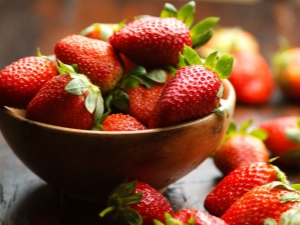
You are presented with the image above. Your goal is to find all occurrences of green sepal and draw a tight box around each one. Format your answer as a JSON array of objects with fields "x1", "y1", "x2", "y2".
[
  {"x1": 99, "y1": 179, "x2": 144, "y2": 225},
  {"x1": 280, "y1": 192, "x2": 300, "y2": 203},
  {"x1": 160, "y1": 3, "x2": 177, "y2": 18},
  {"x1": 146, "y1": 69, "x2": 167, "y2": 83},
  {"x1": 190, "y1": 17, "x2": 219, "y2": 47},
  {"x1": 285, "y1": 127, "x2": 300, "y2": 144},
  {"x1": 204, "y1": 51, "x2": 218, "y2": 71},
  {"x1": 177, "y1": 1, "x2": 195, "y2": 28},
  {"x1": 177, "y1": 45, "x2": 203, "y2": 68},
  {"x1": 214, "y1": 54, "x2": 234, "y2": 79},
  {"x1": 164, "y1": 66, "x2": 177, "y2": 77},
  {"x1": 249, "y1": 129, "x2": 268, "y2": 141},
  {"x1": 112, "y1": 89, "x2": 130, "y2": 111},
  {"x1": 120, "y1": 66, "x2": 148, "y2": 89}
]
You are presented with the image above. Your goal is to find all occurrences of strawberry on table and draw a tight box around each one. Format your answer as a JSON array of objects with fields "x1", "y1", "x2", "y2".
[
  {"x1": 26, "y1": 61, "x2": 104, "y2": 130},
  {"x1": 109, "y1": 1, "x2": 219, "y2": 69},
  {"x1": 0, "y1": 51, "x2": 58, "y2": 109},
  {"x1": 99, "y1": 179, "x2": 174, "y2": 225},
  {"x1": 148, "y1": 46, "x2": 234, "y2": 129},
  {"x1": 272, "y1": 46, "x2": 300, "y2": 101},
  {"x1": 54, "y1": 34, "x2": 124, "y2": 94},
  {"x1": 221, "y1": 182, "x2": 300, "y2": 225},
  {"x1": 204, "y1": 161, "x2": 288, "y2": 217},
  {"x1": 154, "y1": 210, "x2": 228, "y2": 225},
  {"x1": 100, "y1": 113, "x2": 147, "y2": 131},
  {"x1": 213, "y1": 119, "x2": 269, "y2": 175},
  {"x1": 259, "y1": 116, "x2": 300, "y2": 167}
]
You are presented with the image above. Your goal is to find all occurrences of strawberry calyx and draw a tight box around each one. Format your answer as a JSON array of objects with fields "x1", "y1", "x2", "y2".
[
  {"x1": 160, "y1": 1, "x2": 219, "y2": 48},
  {"x1": 99, "y1": 180, "x2": 143, "y2": 225},
  {"x1": 154, "y1": 212, "x2": 195, "y2": 225},
  {"x1": 103, "y1": 66, "x2": 169, "y2": 113},
  {"x1": 224, "y1": 119, "x2": 268, "y2": 141},
  {"x1": 80, "y1": 21, "x2": 125, "y2": 41},
  {"x1": 56, "y1": 60, "x2": 104, "y2": 126},
  {"x1": 264, "y1": 207, "x2": 300, "y2": 225}
]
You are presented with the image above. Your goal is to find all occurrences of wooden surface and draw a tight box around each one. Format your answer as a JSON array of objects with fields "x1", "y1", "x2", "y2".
[{"x1": 1, "y1": 0, "x2": 300, "y2": 224}]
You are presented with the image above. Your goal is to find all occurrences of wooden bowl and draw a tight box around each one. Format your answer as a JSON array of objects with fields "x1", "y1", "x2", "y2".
[{"x1": 0, "y1": 79, "x2": 235, "y2": 203}]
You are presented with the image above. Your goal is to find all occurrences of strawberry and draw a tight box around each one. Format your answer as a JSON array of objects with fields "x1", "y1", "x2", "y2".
[
  {"x1": 198, "y1": 26, "x2": 260, "y2": 56},
  {"x1": 272, "y1": 47, "x2": 300, "y2": 101},
  {"x1": 109, "y1": 2, "x2": 219, "y2": 69},
  {"x1": 148, "y1": 46, "x2": 234, "y2": 129},
  {"x1": 204, "y1": 161, "x2": 288, "y2": 217},
  {"x1": 228, "y1": 51, "x2": 275, "y2": 105},
  {"x1": 100, "y1": 113, "x2": 147, "y2": 131},
  {"x1": 221, "y1": 182, "x2": 300, "y2": 225},
  {"x1": 154, "y1": 210, "x2": 228, "y2": 225},
  {"x1": 0, "y1": 52, "x2": 58, "y2": 109},
  {"x1": 122, "y1": 69, "x2": 171, "y2": 126},
  {"x1": 54, "y1": 34, "x2": 124, "y2": 94},
  {"x1": 26, "y1": 62, "x2": 104, "y2": 130},
  {"x1": 259, "y1": 116, "x2": 300, "y2": 167},
  {"x1": 213, "y1": 120, "x2": 269, "y2": 175},
  {"x1": 80, "y1": 21, "x2": 125, "y2": 41},
  {"x1": 99, "y1": 179, "x2": 174, "y2": 225}
]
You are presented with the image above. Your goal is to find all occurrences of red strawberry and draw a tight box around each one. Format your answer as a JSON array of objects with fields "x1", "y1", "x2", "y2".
[
  {"x1": 259, "y1": 116, "x2": 300, "y2": 167},
  {"x1": 0, "y1": 54, "x2": 58, "y2": 109},
  {"x1": 123, "y1": 70, "x2": 171, "y2": 126},
  {"x1": 221, "y1": 182, "x2": 300, "y2": 225},
  {"x1": 100, "y1": 113, "x2": 147, "y2": 131},
  {"x1": 154, "y1": 210, "x2": 228, "y2": 225},
  {"x1": 109, "y1": 16, "x2": 191, "y2": 69},
  {"x1": 109, "y1": 2, "x2": 219, "y2": 69},
  {"x1": 148, "y1": 47, "x2": 234, "y2": 129},
  {"x1": 213, "y1": 120, "x2": 269, "y2": 175},
  {"x1": 272, "y1": 47, "x2": 300, "y2": 101},
  {"x1": 229, "y1": 51, "x2": 275, "y2": 105},
  {"x1": 54, "y1": 34, "x2": 124, "y2": 94},
  {"x1": 26, "y1": 62, "x2": 103, "y2": 130},
  {"x1": 80, "y1": 22, "x2": 124, "y2": 41},
  {"x1": 204, "y1": 161, "x2": 288, "y2": 217},
  {"x1": 99, "y1": 180, "x2": 174, "y2": 225}
]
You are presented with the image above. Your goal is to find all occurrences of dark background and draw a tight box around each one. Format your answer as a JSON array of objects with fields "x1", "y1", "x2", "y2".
[{"x1": 1, "y1": 0, "x2": 300, "y2": 224}]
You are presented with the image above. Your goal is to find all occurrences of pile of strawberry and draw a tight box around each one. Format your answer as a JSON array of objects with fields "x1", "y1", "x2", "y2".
[
  {"x1": 98, "y1": 160, "x2": 300, "y2": 225},
  {"x1": 0, "y1": 1, "x2": 234, "y2": 131}
]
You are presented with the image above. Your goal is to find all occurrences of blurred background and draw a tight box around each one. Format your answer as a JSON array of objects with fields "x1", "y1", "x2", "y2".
[{"x1": 0, "y1": 0, "x2": 300, "y2": 70}]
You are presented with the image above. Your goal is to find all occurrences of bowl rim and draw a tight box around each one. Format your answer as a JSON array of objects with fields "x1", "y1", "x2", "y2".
[{"x1": 1, "y1": 79, "x2": 235, "y2": 135}]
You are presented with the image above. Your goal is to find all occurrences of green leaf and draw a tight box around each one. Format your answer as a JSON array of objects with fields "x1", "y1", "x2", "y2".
[
  {"x1": 204, "y1": 51, "x2": 218, "y2": 71},
  {"x1": 164, "y1": 66, "x2": 177, "y2": 77},
  {"x1": 93, "y1": 93, "x2": 104, "y2": 124},
  {"x1": 225, "y1": 120, "x2": 237, "y2": 137},
  {"x1": 121, "y1": 76, "x2": 141, "y2": 89},
  {"x1": 280, "y1": 192, "x2": 300, "y2": 203},
  {"x1": 285, "y1": 128, "x2": 300, "y2": 143},
  {"x1": 190, "y1": 17, "x2": 219, "y2": 46},
  {"x1": 177, "y1": 52, "x2": 189, "y2": 68},
  {"x1": 146, "y1": 69, "x2": 167, "y2": 83},
  {"x1": 65, "y1": 78, "x2": 88, "y2": 95},
  {"x1": 112, "y1": 89, "x2": 130, "y2": 111},
  {"x1": 120, "y1": 193, "x2": 143, "y2": 206},
  {"x1": 182, "y1": 45, "x2": 203, "y2": 66},
  {"x1": 126, "y1": 65, "x2": 148, "y2": 77},
  {"x1": 271, "y1": 164, "x2": 289, "y2": 185},
  {"x1": 85, "y1": 91, "x2": 97, "y2": 113},
  {"x1": 192, "y1": 29, "x2": 214, "y2": 48},
  {"x1": 177, "y1": 1, "x2": 195, "y2": 28},
  {"x1": 264, "y1": 218, "x2": 277, "y2": 225},
  {"x1": 57, "y1": 60, "x2": 77, "y2": 74},
  {"x1": 160, "y1": 3, "x2": 177, "y2": 18},
  {"x1": 249, "y1": 129, "x2": 268, "y2": 141},
  {"x1": 138, "y1": 76, "x2": 153, "y2": 88},
  {"x1": 190, "y1": 17, "x2": 219, "y2": 37},
  {"x1": 214, "y1": 54, "x2": 234, "y2": 79},
  {"x1": 117, "y1": 180, "x2": 137, "y2": 197},
  {"x1": 240, "y1": 119, "x2": 252, "y2": 135},
  {"x1": 279, "y1": 208, "x2": 300, "y2": 225},
  {"x1": 291, "y1": 184, "x2": 300, "y2": 192},
  {"x1": 123, "y1": 209, "x2": 143, "y2": 225}
]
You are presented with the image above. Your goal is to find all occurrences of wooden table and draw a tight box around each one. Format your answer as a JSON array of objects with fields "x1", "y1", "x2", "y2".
[{"x1": 1, "y1": 0, "x2": 300, "y2": 224}]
